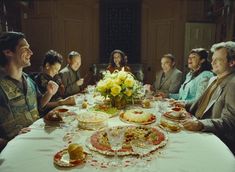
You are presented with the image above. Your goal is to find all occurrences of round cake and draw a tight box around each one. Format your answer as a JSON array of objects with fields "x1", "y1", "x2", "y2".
[
  {"x1": 122, "y1": 109, "x2": 154, "y2": 123},
  {"x1": 76, "y1": 111, "x2": 108, "y2": 130}
]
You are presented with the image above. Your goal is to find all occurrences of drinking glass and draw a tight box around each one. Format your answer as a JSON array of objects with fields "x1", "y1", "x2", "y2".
[
  {"x1": 106, "y1": 127, "x2": 126, "y2": 167},
  {"x1": 130, "y1": 139, "x2": 154, "y2": 172},
  {"x1": 85, "y1": 94, "x2": 95, "y2": 105},
  {"x1": 87, "y1": 85, "x2": 95, "y2": 94},
  {"x1": 62, "y1": 125, "x2": 81, "y2": 145}
]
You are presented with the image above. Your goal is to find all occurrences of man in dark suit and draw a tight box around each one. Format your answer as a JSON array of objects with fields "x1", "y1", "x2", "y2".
[
  {"x1": 183, "y1": 41, "x2": 235, "y2": 154},
  {"x1": 153, "y1": 54, "x2": 183, "y2": 97}
]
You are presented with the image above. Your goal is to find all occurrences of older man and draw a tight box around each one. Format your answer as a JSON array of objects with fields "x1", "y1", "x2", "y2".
[
  {"x1": 59, "y1": 51, "x2": 84, "y2": 97},
  {"x1": 183, "y1": 41, "x2": 235, "y2": 154},
  {"x1": 0, "y1": 32, "x2": 58, "y2": 144},
  {"x1": 153, "y1": 54, "x2": 183, "y2": 96}
]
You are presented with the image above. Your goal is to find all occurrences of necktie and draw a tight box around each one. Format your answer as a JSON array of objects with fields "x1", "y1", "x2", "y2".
[{"x1": 195, "y1": 79, "x2": 218, "y2": 118}]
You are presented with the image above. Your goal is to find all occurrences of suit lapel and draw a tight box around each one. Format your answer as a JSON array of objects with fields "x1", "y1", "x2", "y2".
[
  {"x1": 159, "y1": 69, "x2": 174, "y2": 88},
  {"x1": 156, "y1": 71, "x2": 163, "y2": 89},
  {"x1": 203, "y1": 86, "x2": 223, "y2": 113},
  {"x1": 203, "y1": 74, "x2": 233, "y2": 115}
]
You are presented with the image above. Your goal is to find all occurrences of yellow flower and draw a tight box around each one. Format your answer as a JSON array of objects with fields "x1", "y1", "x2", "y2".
[
  {"x1": 114, "y1": 78, "x2": 122, "y2": 85},
  {"x1": 118, "y1": 71, "x2": 127, "y2": 80},
  {"x1": 124, "y1": 77, "x2": 134, "y2": 87},
  {"x1": 97, "y1": 81, "x2": 106, "y2": 93},
  {"x1": 111, "y1": 84, "x2": 121, "y2": 96},
  {"x1": 124, "y1": 88, "x2": 132, "y2": 97},
  {"x1": 96, "y1": 70, "x2": 144, "y2": 101},
  {"x1": 104, "y1": 78, "x2": 113, "y2": 89}
]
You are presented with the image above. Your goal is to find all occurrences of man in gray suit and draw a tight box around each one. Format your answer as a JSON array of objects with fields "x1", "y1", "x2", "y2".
[
  {"x1": 183, "y1": 41, "x2": 235, "y2": 154},
  {"x1": 153, "y1": 54, "x2": 183, "y2": 97},
  {"x1": 59, "y1": 51, "x2": 84, "y2": 97}
]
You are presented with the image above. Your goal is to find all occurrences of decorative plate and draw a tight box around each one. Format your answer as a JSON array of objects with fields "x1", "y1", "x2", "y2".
[
  {"x1": 159, "y1": 118, "x2": 182, "y2": 132},
  {"x1": 162, "y1": 111, "x2": 191, "y2": 121},
  {"x1": 87, "y1": 125, "x2": 167, "y2": 156},
  {"x1": 54, "y1": 149, "x2": 87, "y2": 167}
]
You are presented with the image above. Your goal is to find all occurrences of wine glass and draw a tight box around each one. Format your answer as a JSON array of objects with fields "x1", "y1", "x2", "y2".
[
  {"x1": 85, "y1": 94, "x2": 95, "y2": 105},
  {"x1": 130, "y1": 139, "x2": 154, "y2": 172},
  {"x1": 62, "y1": 118, "x2": 80, "y2": 145},
  {"x1": 106, "y1": 126, "x2": 126, "y2": 167},
  {"x1": 87, "y1": 85, "x2": 95, "y2": 94},
  {"x1": 75, "y1": 94, "x2": 85, "y2": 106}
]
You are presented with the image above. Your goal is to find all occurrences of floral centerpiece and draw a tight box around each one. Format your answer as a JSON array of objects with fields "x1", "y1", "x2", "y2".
[{"x1": 96, "y1": 69, "x2": 144, "y2": 109}]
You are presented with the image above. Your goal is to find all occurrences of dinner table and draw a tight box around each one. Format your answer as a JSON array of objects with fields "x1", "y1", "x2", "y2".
[{"x1": 0, "y1": 93, "x2": 235, "y2": 172}]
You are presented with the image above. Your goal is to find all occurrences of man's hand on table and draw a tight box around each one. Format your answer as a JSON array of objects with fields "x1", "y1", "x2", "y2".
[{"x1": 182, "y1": 119, "x2": 204, "y2": 131}]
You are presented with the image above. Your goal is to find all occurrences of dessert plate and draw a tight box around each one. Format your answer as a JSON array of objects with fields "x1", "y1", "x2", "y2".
[
  {"x1": 87, "y1": 125, "x2": 167, "y2": 156},
  {"x1": 54, "y1": 149, "x2": 87, "y2": 167},
  {"x1": 162, "y1": 110, "x2": 191, "y2": 121}
]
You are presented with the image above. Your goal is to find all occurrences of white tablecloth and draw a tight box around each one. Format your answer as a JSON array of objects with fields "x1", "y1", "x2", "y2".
[{"x1": 0, "y1": 104, "x2": 235, "y2": 172}]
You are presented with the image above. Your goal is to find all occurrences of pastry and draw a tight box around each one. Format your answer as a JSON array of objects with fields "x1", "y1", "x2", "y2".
[
  {"x1": 142, "y1": 99, "x2": 151, "y2": 108},
  {"x1": 82, "y1": 101, "x2": 88, "y2": 109},
  {"x1": 68, "y1": 143, "x2": 84, "y2": 161},
  {"x1": 160, "y1": 119, "x2": 181, "y2": 132}
]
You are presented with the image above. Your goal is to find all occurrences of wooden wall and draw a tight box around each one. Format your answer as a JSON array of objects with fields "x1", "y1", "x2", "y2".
[
  {"x1": 16, "y1": 0, "x2": 233, "y2": 83},
  {"x1": 141, "y1": 0, "x2": 187, "y2": 83},
  {"x1": 21, "y1": 0, "x2": 99, "y2": 76}
]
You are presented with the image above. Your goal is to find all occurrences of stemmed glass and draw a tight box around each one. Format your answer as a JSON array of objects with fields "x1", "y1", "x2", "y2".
[
  {"x1": 75, "y1": 94, "x2": 85, "y2": 107},
  {"x1": 84, "y1": 85, "x2": 96, "y2": 105},
  {"x1": 106, "y1": 126, "x2": 126, "y2": 167},
  {"x1": 130, "y1": 139, "x2": 154, "y2": 172},
  {"x1": 87, "y1": 85, "x2": 95, "y2": 94},
  {"x1": 62, "y1": 118, "x2": 80, "y2": 145}
]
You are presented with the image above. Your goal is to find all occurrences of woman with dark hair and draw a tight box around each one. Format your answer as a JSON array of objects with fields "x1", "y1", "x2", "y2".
[
  {"x1": 107, "y1": 49, "x2": 131, "y2": 73},
  {"x1": 169, "y1": 48, "x2": 214, "y2": 105},
  {"x1": 35, "y1": 50, "x2": 64, "y2": 98},
  {"x1": 35, "y1": 50, "x2": 75, "y2": 115}
]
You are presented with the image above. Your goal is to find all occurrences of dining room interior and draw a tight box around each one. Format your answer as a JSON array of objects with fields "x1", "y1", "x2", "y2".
[
  {"x1": 0, "y1": 1, "x2": 235, "y2": 172},
  {"x1": 1, "y1": 0, "x2": 234, "y2": 84}
]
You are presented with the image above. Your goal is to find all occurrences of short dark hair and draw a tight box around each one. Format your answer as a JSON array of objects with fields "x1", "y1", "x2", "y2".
[
  {"x1": 211, "y1": 41, "x2": 235, "y2": 63},
  {"x1": 190, "y1": 48, "x2": 209, "y2": 60},
  {"x1": 0, "y1": 32, "x2": 25, "y2": 67},
  {"x1": 162, "y1": 53, "x2": 175, "y2": 62},
  {"x1": 43, "y1": 50, "x2": 63, "y2": 67},
  {"x1": 68, "y1": 51, "x2": 81, "y2": 60}
]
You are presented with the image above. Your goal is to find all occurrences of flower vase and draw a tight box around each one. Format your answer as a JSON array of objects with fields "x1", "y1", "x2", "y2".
[{"x1": 111, "y1": 96, "x2": 126, "y2": 109}]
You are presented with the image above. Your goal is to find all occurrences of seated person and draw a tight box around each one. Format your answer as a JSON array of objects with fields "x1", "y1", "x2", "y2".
[
  {"x1": 0, "y1": 32, "x2": 58, "y2": 142},
  {"x1": 59, "y1": 51, "x2": 84, "y2": 97},
  {"x1": 107, "y1": 49, "x2": 131, "y2": 73},
  {"x1": 153, "y1": 54, "x2": 183, "y2": 97},
  {"x1": 35, "y1": 50, "x2": 75, "y2": 115},
  {"x1": 0, "y1": 138, "x2": 7, "y2": 152},
  {"x1": 182, "y1": 41, "x2": 235, "y2": 154},
  {"x1": 35, "y1": 50, "x2": 64, "y2": 99},
  {"x1": 169, "y1": 48, "x2": 214, "y2": 105}
]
